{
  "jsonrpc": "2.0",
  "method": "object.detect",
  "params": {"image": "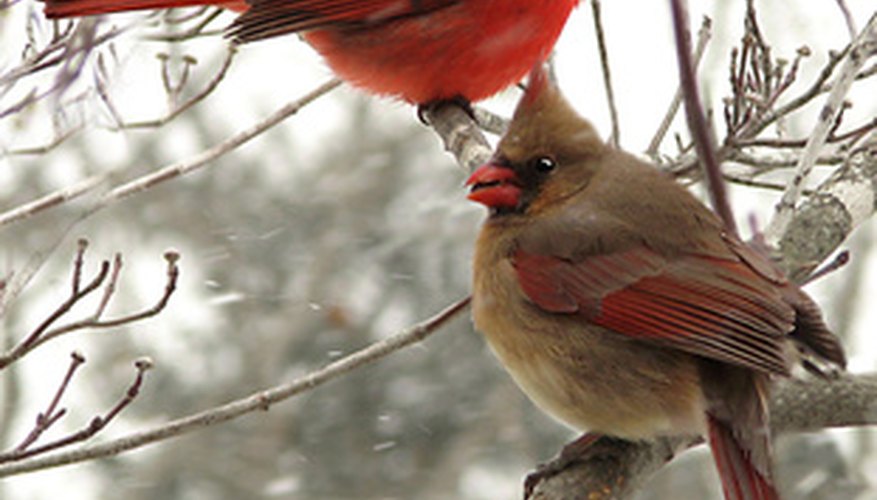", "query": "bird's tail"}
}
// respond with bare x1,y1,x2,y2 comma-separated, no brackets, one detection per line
707,414,779,500
42,0,246,19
